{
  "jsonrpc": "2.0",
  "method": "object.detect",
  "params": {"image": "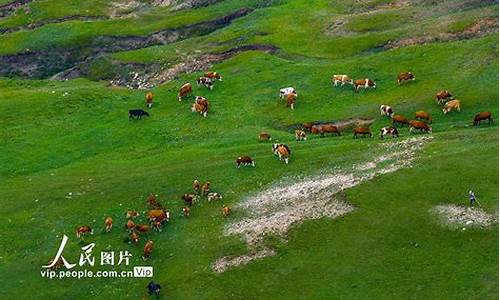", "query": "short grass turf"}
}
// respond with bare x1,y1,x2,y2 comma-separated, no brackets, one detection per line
0,0,498,299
